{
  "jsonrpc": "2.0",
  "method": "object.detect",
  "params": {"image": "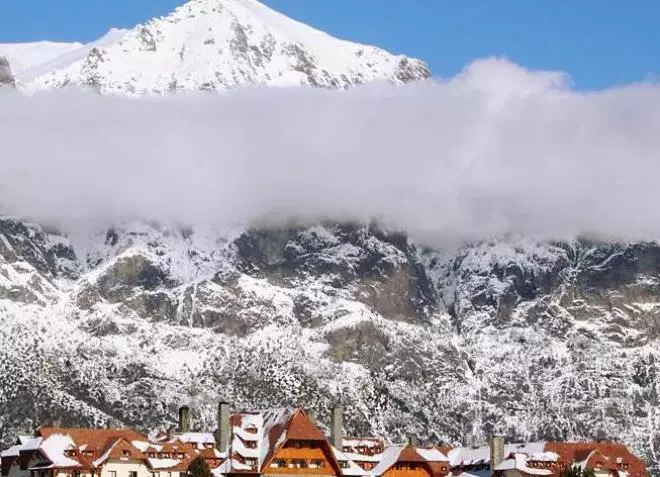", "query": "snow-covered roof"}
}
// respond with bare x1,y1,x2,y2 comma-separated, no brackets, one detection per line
527,451,560,462
21,437,43,452
17,436,35,445
332,446,370,477
177,433,216,445
343,438,384,449
344,452,383,463
448,442,546,467
416,448,449,462
371,445,405,477
1,445,22,458
38,434,80,468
